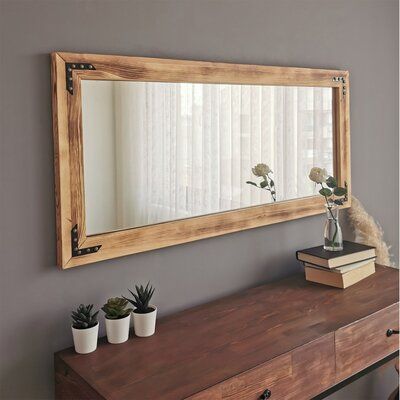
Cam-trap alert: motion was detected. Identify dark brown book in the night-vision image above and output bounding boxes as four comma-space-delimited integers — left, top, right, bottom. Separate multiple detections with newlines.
296, 241, 376, 269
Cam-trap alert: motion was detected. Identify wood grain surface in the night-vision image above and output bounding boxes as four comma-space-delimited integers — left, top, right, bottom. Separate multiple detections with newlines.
55, 265, 398, 399
335, 303, 399, 382
51, 52, 351, 268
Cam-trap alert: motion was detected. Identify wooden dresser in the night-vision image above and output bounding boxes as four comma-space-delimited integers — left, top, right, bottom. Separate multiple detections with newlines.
55, 265, 399, 399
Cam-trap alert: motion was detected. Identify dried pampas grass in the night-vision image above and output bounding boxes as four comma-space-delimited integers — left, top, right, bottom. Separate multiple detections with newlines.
347, 195, 394, 266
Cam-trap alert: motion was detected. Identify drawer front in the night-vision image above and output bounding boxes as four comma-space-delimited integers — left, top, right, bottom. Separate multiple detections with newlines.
272, 334, 335, 400
189, 334, 335, 400
335, 303, 400, 382
188, 353, 292, 400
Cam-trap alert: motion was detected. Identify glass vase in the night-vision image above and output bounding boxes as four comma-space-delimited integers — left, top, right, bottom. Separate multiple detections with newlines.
324, 205, 343, 251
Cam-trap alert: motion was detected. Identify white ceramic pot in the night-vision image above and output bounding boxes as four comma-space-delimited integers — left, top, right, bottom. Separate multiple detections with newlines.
105, 314, 131, 344
133, 306, 157, 337
71, 323, 99, 354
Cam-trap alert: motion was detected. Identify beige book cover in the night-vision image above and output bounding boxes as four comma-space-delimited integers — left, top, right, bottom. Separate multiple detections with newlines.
304, 258, 376, 274
305, 261, 376, 289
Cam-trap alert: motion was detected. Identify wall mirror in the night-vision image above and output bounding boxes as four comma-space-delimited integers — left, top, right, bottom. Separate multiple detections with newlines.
51, 52, 351, 268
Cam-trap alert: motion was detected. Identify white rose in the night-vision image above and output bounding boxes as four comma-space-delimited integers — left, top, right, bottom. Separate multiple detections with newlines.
309, 167, 327, 184
252, 163, 272, 177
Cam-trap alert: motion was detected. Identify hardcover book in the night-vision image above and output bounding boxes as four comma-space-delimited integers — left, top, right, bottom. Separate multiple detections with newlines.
303, 258, 376, 274
305, 261, 376, 289
296, 241, 376, 268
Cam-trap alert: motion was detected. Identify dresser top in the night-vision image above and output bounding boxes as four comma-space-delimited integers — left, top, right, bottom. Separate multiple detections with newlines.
56, 265, 399, 399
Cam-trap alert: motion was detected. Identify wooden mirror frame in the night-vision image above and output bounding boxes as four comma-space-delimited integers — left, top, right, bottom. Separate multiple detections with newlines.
51, 52, 351, 269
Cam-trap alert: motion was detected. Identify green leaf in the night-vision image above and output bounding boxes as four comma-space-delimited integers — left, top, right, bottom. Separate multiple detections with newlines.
319, 188, 332, 197
326, 176, 337, 188
269, 180, 274, 187
246, 181, 258, 187
124, 282, 155, 313
334, 199, 344, 205
260, 180, 268, 188
333, 187, 347, 196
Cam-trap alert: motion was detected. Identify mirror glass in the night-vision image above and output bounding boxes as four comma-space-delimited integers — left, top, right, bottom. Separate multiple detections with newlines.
82, 81, 333, 235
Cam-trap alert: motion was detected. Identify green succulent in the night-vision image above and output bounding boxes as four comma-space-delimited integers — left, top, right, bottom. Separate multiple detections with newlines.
101, 297, 132, 319
71, 304, 99, 329
124, 282, 155, 314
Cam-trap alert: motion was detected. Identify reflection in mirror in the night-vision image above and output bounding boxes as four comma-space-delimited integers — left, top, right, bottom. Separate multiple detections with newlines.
82, 81, 333, 235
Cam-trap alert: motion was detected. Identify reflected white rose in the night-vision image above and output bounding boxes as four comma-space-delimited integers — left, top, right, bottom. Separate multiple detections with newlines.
309, 167, 327, 184
252, 163, 271, 177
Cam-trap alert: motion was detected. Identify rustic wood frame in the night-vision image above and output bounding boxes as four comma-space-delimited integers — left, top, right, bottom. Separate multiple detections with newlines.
51, 52, 351, 269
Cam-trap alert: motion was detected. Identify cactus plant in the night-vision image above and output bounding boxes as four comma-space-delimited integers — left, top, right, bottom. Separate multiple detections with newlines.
102, 297, 132, 319
71, 304, 99, 329
124, 282, 155, 314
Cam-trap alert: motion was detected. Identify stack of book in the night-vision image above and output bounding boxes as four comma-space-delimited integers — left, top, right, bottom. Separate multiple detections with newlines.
296, 241, 376, 289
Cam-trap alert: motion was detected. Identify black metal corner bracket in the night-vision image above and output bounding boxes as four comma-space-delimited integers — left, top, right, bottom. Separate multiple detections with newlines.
65, 63, 96, 94
332, 76, 346, 96
71, 225, 101, 257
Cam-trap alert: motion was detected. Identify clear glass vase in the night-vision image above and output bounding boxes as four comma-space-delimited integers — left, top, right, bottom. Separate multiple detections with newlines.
324, 205, 343, 251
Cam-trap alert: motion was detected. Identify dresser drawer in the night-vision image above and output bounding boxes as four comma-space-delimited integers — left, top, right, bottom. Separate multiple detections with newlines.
189, 335, 335, 400
188, 353, 292, 400
272, 334, 335, 400
335, 303, 399, 382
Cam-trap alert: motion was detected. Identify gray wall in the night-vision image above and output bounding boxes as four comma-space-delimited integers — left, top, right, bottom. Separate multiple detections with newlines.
0, 1, 398, 399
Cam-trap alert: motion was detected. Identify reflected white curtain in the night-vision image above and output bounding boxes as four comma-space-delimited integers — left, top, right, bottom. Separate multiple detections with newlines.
113, 82, 332, 228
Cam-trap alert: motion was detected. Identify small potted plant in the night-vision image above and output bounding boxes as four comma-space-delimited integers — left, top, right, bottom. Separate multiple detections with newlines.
101, 297, 132, 344
71, 304, 99, 354
124, 282, 156, 337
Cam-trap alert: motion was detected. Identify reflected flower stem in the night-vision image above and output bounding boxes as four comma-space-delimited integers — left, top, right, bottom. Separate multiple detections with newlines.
246, 164, 276, 203
264, 174, 276, 202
